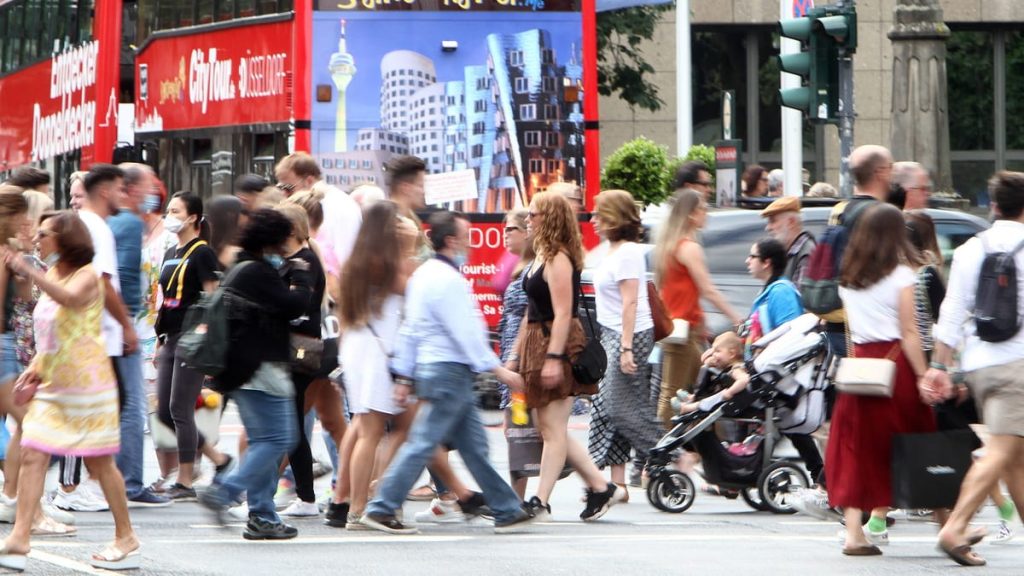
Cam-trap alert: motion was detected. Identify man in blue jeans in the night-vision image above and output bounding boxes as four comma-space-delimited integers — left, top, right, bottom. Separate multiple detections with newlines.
108, 164, 171, 507
361, 211, 533, 534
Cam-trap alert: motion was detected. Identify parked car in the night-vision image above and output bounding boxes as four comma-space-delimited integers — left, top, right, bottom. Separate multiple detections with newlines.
581, 206, 990, 338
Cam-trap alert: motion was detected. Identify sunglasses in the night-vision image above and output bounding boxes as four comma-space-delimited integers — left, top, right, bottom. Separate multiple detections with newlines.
505, 226, 522, 232
695, 180, 712, 186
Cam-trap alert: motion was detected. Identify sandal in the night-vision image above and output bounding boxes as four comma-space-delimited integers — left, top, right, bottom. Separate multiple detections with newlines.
938, 542, 986, 567
0, 541, 28, 571
966, 526, 988, 546
30, 516, 77, 538
842, 545, 882, 556
406, 484, 436, 502
91, 543, 141, 571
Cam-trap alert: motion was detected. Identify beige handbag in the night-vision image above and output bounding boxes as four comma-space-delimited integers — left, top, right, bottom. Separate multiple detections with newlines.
834, 320, 899, 398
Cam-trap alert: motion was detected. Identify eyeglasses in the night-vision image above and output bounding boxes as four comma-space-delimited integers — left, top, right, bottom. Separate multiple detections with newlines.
275, 182, 296, 192
505, 226, 522, 232
695, 180, 713, 186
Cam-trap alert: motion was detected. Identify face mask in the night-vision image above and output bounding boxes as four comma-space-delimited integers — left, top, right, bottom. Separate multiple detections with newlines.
264, 254, 285, 269
452, 250, 468, 269
164, 215, 185, 234
44, 253, 59, 267
143, 194, 161, 213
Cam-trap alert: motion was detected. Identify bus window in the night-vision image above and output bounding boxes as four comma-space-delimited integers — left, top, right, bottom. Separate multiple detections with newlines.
237, 0, 254, 18
23, 0, 41, 64
0, 11, 6, 74
198, 0, 213, 25
5, 3, 24, 72
215, 0, 234, 21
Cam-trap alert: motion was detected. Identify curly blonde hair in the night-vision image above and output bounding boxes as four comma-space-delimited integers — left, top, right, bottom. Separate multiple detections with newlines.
530, 192, 584, 270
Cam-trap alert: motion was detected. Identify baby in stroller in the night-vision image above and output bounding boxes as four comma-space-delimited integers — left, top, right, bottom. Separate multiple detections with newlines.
673, 332, 752, 416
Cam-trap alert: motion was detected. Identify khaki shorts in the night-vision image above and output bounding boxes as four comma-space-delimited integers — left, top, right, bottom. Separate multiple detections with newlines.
966, 359, 1024, 437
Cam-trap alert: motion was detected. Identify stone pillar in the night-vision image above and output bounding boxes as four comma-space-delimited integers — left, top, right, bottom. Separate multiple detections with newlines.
889, 0, 953, 192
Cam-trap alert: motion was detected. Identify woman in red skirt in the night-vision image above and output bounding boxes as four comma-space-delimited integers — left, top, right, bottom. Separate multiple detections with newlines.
829, 203, 936, 556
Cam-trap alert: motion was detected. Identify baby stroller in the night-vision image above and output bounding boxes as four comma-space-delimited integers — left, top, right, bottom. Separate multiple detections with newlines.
645, 314, 832, 514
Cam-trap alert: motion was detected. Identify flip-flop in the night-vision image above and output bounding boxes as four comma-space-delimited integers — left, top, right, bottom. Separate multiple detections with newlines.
0, 541, 28, 571
842, 545, 882, 556
938, 542, 986, 567
30, 517, 77, 538
90, 543, 141, 571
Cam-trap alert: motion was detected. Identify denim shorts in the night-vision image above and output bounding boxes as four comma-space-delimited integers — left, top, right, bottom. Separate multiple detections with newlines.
0, 333, 22, 384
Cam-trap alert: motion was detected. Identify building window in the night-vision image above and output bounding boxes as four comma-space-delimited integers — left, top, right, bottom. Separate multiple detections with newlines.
529, 158, 544, 174
509, 50, 524, 66
545, 104, 557, 120
545, 132, 559, 147
472, 121, 486, 135
525, 131, 541, 147
475, 100, 487, 113
515, 77, 529, 94
519, 104, 537, 121
362, 160, 372, 169
542, 49, 554, 64
547, 159, 561, 173
542, 77, 556, 93
472, 144, 484, 157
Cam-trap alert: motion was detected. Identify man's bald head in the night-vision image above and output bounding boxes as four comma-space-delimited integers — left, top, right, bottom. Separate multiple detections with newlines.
849, 145, 893, 200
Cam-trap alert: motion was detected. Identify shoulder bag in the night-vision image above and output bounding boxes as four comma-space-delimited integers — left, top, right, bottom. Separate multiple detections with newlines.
833, 318, 898, 397
647, 280, 673, 342
571, 281, 607, 386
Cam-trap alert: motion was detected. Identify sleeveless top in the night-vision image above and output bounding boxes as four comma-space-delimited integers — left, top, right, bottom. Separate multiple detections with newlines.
660, 238, 705, 327
524, 262, 581, 323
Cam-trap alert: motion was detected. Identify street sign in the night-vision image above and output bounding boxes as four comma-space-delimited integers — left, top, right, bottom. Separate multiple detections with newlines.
714, 140, 743, 208
722, 91, 735, 140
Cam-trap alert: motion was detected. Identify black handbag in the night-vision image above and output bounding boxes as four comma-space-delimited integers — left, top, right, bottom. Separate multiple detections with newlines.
891, 429, 976, 510
571, 282, 607, 386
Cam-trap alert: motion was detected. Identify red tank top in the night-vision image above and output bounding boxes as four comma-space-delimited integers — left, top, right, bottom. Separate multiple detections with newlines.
660, 238, 705, 326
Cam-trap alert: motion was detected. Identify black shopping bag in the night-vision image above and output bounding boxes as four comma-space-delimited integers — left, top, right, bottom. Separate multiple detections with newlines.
891, 430, 975, 510
505, 411, 543, 479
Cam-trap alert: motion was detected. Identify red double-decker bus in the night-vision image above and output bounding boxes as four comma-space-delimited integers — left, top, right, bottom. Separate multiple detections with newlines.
0, 0, 123, 199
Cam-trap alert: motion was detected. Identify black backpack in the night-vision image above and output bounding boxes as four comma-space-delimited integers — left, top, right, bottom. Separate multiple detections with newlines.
975, 234, 1024, 343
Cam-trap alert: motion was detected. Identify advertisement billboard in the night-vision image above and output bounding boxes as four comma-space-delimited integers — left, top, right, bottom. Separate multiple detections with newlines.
309, 7, 585, 213
134, 17, 294, 134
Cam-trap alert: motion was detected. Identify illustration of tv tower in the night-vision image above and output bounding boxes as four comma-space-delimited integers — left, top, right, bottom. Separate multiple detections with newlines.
329, 19, 357, 152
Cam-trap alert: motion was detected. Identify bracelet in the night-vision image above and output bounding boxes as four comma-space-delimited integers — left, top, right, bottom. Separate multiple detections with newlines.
929, 361, 948, 372
545, 353, 568, 360
621, 347, 632, 353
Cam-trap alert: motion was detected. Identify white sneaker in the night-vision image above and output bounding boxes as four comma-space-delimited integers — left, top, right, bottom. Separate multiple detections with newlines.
42, 503, 75, 525
993, 520, 1015, 545
274, 484, 297, 510
413, 498, 466, 524
280, 499, 320, 517
0, 494, 16, 523
80, 479, 108, 503
864, 528, 889, 547
227, 503, 249, 521
52, 486, 109, 512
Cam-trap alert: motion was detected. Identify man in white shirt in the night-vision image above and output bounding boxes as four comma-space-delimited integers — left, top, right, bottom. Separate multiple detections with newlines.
361, 212, 532, 535
926, 171, 1024, 567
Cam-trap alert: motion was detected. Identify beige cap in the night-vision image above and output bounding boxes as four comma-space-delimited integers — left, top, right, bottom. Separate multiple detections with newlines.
761, 196, 801, 217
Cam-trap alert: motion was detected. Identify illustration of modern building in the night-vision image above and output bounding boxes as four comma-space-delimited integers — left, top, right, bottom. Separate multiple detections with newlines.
328, 20, 357, 152
380, 50, 437, 135
409, 82, 447, 173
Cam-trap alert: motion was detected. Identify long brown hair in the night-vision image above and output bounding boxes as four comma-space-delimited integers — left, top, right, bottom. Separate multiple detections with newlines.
654, 188, 704, 286
905, 210, 944, 270
338, 201, 402, 328
841, 203, 923, 289
530, 192, 584, 270
0, 187, 29, 248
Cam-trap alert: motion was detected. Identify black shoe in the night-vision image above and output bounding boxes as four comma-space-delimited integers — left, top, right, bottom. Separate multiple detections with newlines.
128, 487, 172, 508
214, 455, 235, 480
457, 492, 493, 519
580, 482, 620, 522
165, 483, 197, 502
324, 501, 350, 528
524, 496, 550, 521
243, 514, 298, 540
197, 489, 228, 527
494, 508, 535, 534
360, 512, 417, 535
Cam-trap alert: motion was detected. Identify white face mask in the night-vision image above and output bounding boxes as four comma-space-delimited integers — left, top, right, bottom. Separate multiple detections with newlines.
164, 215, 185, 234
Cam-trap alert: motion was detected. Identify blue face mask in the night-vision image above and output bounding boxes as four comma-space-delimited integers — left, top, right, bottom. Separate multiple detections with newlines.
452, 250, 468, 269
143, 194, 162, 213
264, 254, 285, 269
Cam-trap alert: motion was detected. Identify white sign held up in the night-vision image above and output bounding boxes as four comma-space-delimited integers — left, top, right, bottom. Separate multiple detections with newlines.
424, 169, 478, 205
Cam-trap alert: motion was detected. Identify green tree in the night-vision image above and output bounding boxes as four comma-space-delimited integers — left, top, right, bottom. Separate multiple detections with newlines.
602, 137, 672, 206
597, 4, 673, 112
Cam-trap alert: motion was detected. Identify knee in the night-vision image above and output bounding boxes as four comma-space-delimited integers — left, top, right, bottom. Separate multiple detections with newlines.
168, 394, 195, 422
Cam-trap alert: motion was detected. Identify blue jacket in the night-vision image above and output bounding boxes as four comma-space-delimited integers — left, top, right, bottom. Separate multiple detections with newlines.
750, 279, 804, 334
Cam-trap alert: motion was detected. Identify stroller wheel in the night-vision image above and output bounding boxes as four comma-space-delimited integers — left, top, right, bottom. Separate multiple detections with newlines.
757, 461, 812, 515
646, 470, 696, 513
740, 486, 769, 512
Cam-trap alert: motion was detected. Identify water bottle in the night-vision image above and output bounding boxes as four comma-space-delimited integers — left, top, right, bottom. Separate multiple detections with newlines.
511, 392, 528, 425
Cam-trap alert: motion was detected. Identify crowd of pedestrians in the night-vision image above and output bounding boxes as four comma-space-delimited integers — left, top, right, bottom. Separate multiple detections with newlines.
0, 144, 1019, 570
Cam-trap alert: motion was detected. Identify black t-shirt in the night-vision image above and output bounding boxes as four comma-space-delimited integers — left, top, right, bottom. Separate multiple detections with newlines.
282, 247, 326, 338
155, 238, 220, 337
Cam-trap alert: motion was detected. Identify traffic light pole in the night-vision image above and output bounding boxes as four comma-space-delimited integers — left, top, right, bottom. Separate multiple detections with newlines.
837, 0, 856, 198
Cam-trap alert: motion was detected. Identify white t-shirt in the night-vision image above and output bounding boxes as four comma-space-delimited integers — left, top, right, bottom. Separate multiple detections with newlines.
839, 265, 915, 345
316, 184, 362, 277
79, 210, 123, 357
594, 241, 653, 333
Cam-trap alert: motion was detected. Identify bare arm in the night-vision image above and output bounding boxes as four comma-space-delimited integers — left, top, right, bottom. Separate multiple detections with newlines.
618, 277, 639, 374
101, 275, 138, 354
676, 241, 743, 325
544, 253, 574, 357
4, 256, 98, 310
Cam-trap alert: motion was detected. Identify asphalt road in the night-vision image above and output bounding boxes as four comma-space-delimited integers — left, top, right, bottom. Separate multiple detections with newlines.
7, 408, 1021, 576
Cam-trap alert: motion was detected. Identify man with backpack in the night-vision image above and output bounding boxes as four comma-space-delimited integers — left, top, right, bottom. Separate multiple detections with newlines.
926, 171, 1024, 567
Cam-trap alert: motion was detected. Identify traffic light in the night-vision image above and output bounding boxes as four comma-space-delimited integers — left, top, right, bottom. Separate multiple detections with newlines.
778, 6, 857, 124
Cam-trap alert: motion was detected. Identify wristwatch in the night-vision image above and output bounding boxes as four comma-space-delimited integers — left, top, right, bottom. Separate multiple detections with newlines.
545, 353, 568, 360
